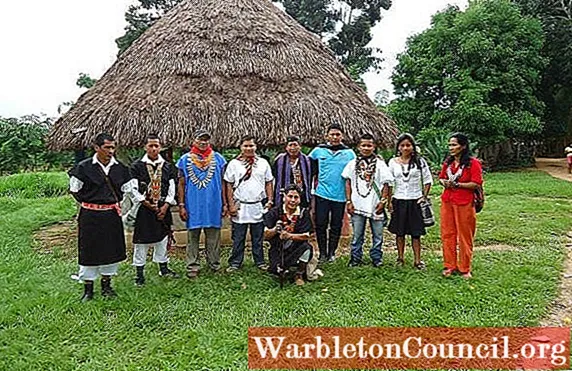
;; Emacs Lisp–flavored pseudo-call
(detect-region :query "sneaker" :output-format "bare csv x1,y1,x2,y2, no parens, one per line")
135,275,145,286
327,256,336,263
414,261,426,270
318,257,327,265
226,266,239,273
442,268,455,277
159,268,180,278
461,272,472,279
257,263,269,271
348,260,360,267
373,261,383,268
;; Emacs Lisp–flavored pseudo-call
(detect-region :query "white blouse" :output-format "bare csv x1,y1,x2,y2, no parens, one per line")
388,157,433,200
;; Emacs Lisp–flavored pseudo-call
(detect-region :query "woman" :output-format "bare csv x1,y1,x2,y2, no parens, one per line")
388,134,433,270
439,133,483,279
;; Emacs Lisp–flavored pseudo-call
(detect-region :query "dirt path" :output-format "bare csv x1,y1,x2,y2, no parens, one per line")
535,158,572,326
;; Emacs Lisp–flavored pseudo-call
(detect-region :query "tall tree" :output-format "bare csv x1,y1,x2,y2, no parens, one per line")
115,0,392,87
388,0,547,147
513,0,572,138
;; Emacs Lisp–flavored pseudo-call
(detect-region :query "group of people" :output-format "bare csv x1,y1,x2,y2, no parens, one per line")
68,125,483,302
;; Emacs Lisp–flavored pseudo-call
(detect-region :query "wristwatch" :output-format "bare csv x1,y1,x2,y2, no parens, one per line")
453,181,460,189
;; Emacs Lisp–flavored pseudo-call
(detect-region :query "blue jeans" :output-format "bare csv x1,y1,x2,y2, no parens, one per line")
229,222,265,268
350,214,384,265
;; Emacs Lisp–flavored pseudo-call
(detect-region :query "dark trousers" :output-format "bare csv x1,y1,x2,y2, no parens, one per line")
314,195,346,260
228,222,265,268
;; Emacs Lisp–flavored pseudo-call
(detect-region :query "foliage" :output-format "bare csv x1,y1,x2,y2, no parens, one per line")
513,0,572,139
76,73,97,89
0,172,68,198
389,0,547,147
115,0,392,87
0,116,74,175
416,127,451,171
0,170,570,369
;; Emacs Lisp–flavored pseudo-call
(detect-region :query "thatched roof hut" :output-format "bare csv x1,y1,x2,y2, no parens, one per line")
48,0,398,150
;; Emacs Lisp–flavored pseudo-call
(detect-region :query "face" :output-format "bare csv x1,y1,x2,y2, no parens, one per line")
284,190,301,209
193,136,210,151
95,140,115,163
240,139,257,157
448,137,465,157
286,141,301,157
326,129,343,145
145,139,161,160
398,139,413,157
358,139,375,157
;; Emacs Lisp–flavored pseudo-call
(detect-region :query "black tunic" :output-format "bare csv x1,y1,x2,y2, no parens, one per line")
69,158,130,266
130,160,176,244
264,206,313,274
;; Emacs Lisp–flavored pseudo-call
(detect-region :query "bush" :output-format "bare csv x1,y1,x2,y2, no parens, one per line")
0,172,69,198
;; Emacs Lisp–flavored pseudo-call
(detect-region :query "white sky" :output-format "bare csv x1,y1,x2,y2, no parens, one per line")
0,0,467,118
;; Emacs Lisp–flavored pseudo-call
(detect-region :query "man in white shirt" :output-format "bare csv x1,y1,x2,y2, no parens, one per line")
224,136,274,272
342,133,393,267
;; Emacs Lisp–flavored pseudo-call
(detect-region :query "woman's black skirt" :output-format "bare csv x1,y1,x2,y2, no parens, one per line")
388,199,426,237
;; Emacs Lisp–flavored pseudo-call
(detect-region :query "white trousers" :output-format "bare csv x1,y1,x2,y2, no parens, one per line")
132,236,169,266
77,263,119,282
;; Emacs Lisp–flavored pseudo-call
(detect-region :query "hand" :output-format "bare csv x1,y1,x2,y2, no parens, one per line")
228,204,238,217
157,204,169,220
375,202,385,215
264,201,274,210
346,201,355,215
279,231,291,240
388,200,394,214
440,179,452,188
143,200,158,212
222,205,228,217
417,196,428,205
179,206,188,222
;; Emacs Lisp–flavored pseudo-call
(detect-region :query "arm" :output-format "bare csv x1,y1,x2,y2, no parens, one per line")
265,181,274,209
177,171,188,221
345,179,354,215
226,181,238,217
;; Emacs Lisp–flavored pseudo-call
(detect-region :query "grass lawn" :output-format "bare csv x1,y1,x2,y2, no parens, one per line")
0,170,571,370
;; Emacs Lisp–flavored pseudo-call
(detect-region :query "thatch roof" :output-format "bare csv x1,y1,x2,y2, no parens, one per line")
48,0,398,150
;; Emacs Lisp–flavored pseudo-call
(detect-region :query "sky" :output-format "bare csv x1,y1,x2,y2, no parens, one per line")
0,0,467,118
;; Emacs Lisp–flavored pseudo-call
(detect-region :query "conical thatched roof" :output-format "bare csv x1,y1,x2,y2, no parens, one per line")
48,0,398,150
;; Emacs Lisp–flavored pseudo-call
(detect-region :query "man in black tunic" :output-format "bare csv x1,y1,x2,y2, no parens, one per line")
68,133,131,301
264,185,313,286
130,134,179,285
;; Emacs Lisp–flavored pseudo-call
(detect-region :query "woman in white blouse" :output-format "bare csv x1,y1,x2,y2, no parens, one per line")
387,134,433,269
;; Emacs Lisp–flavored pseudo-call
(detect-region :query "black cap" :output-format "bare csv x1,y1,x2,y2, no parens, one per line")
194,129,211,140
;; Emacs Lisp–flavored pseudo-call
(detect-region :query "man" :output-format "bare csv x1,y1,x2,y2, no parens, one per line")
176,130,227,279
130,134,179,286
264,185,313,286
68,133,131,302
309,124,356,263
342,133,393,267
224,135,274,272
272,135,312,208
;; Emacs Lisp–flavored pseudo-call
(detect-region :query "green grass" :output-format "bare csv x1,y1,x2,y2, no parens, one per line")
0,171,68,198
0,170,571,370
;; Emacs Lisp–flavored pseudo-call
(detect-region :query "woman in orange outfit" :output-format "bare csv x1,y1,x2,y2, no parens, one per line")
438,133,483,279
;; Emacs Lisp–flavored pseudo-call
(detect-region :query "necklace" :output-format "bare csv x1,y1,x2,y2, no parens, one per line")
187,155,216,189
399,157,412,183
146,163,163,203
355,156,376,198
446,161,464,181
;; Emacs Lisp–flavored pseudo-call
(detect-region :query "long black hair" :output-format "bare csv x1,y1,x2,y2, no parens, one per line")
445,132,471,167
395,133,422,169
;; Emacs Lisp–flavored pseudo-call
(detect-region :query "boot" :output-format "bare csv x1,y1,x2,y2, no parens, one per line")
101,276,117,297
159,262,180,278
294,262,307,286
135,266,145,286
81,281,94,302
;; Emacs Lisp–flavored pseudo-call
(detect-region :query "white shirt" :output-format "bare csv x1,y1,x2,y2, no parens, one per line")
341,157,393,220
224,157,274,224
130,154,176,205
388,157,433,200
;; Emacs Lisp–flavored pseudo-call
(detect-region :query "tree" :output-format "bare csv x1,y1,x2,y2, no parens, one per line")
388,0,547,147
115,0,392,87
513,0,572,139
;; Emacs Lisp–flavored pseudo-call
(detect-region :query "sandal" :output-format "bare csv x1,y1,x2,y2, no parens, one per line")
442,268,455,277
414,261,426,270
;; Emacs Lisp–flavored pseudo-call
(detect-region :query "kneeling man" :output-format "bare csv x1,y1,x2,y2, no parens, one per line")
264,185,313,286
